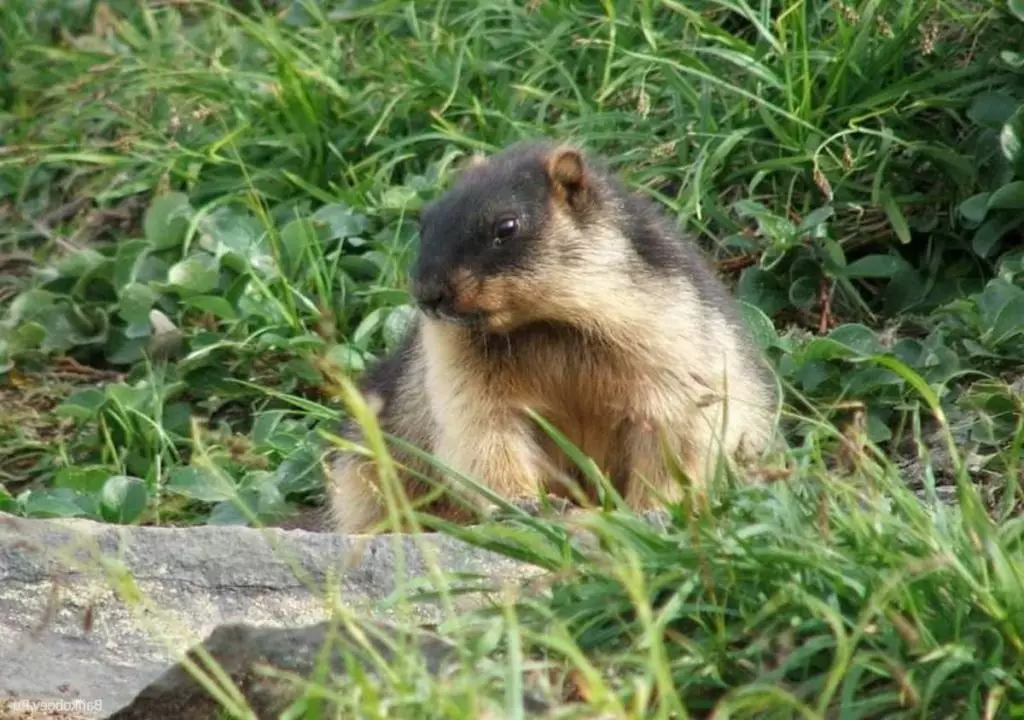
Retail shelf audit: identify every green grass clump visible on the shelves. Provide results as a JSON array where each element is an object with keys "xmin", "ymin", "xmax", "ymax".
[
  {"xmin": 340, "ymin": 455, "xmax": 1024, "ymax": 718},
  {"xmin": 2, "ymin": 0, "xmax": 1024, "ymax": 715}
]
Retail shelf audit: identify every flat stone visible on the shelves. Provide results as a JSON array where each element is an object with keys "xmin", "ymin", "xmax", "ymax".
[{"xmin": 0, "ymin": 512, "xmax": 540, "ymax": 718}]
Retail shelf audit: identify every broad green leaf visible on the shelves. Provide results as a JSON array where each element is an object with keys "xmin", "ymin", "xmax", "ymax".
[
  {"xmin": 55, "ymin": 388, "xmax": 107, "ymax": 420},
  {"xmin": 167, "ymin": 258, "xmax": 219, "ymax": 295},
  {"xmin": 973, "ymin": 214, "xmax": 1021, "ymax": 258},
  {"xmin": 796, "ymin": 205, "xmax": 835, "ymax": 233},
  {"xmin": 844, "ymin": 254, "xmax": 910, "ymax": 278},
  {"xmin": 0, "ymin": 485, "xmax": 15, "ymax": 513},
  {"xmin": 278, "ymin": 218, "xmax": 319, "ymax": 274},
  {"xmin": 118, "ymin": 283, "xmax": 158, "ymax": 325},
  {"xmin": 100, "ymin": 475, "xmax": 149, "ymax": 524},
  {"xmin": 383, "ymin": 305, "xmax": 416, "ymax": 349},
  {"xmin": 105, "ymin": 382, "xmax": 150, "ymax": 411},
  {"xmin": 828, "ymin": 323, "xmax": 884, "ymax": 355},
  {"xmin": 987, "ymin": 181, "xmax": 1024, "ymax": 210},
  {"xmin": 201, "ymin": 205, "xmax": 264, "ymax": 257},
  {"xmin": 54, "ymin": 465, "xmax": 111, "ymax": 493},
  {"xmin": 207, "ymin": 497, "xmax": 255, "ymax": 525},
  {"xmin": 7, "ymin": 322, "xmax": 46, "ymax": 351},
  {"xmin": 959, "ymin": 192, "xmax": 990, "ymax": 224},
  {"xmin": 312, "ymin": 203, "xmax": 369, "ymax": 241},
  {"xmin": 788, "ymin": 275, "xmax": 819, "ymax": 309},
  {"xmin": 351, "ymin": 307, "xmax": 386, "ymax": 348},
  {"xmin": 21, "ymin": 488, "xmax": 93, "ymax": 519},
  {"xmin": 1001, "ymin": 107, "xmax": 1024, "ymax": 170},
  {"xmin": 1002, "ymin": 50, "xmax": 1024, "ymax": 68},
  {"xmin": 737, "ymin": 266, "xmax": 788, "ymax": 316},
  {"xmin": 54, "ymin": 248, "xmax": 106, "ymax": 279},
  {"xmin": 144, "ymin": 192, "xmax": 192, "ymax": 250},
  {"xmin": 380, "ymin": 185, "xmax": 421, "ymax": 210},
  {"xmin": 738, "ymin": 301, "xmax": 777, "ymax": 350},
  {"xmin": 326, "ymin": 343, "xmax": 367, "ymax": 373},
  {"xmin": 167, "ymin": 466, "xmax": 236, "ymax": 503},
  {"xmin": 185, "ymin": 295, "xmax": 238, "ymax": 320},
  {"xmin": 967, "ymin": 92, "xmax": 1018, "ymax": 129},
  {"xmin": 105, "ymin": 332, "xmax": 149, "ymax": 365}
]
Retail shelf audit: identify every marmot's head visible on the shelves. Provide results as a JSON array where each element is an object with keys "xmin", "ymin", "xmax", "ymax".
[{"xmin": 410, "ymin": 139, "xmax": 661, "ymax": 335}]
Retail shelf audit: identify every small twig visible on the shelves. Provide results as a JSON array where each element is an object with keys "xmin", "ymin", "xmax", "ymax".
[
  {"xmin": 818, "ymin": 276, "xmax": 834, "ymax": 335},
  {"xmin": 716, "ymin": 252, "xmax": 759, "ymax": 273}
]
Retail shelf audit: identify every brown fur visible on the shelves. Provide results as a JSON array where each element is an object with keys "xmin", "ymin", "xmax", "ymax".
[{"xmin": 324, "ymin": 141, "xmax": 779, "ymax": 534}]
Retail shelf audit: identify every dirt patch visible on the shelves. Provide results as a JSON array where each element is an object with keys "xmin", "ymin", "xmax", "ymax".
[{"xmin": 0, "ymin": 359, "xmax": 124, "ymax": 486}]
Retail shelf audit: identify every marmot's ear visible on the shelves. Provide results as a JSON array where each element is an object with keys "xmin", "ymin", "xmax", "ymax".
[
  {"xmin": 546, "ymin": 145, "xmax": 590, "ymax": 209},
  {"xmin": 456, "ymin": 151, "xmax": 488, "ymax": 175}
]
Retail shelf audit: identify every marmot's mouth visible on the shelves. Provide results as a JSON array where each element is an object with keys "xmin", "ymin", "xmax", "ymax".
[{"xmin": 419, "ymin": 304, "xmax": 487, "ymax": 329}]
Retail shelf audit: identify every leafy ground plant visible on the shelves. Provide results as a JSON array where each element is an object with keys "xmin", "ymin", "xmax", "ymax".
[{"xmin": 2, "ymin": 0, "xmax": 1024, "ymax": 715}]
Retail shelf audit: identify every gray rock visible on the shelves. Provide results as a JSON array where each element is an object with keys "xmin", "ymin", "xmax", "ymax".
[
  {"xmin": 0, "ymin": 512, "xmax": 540, "ymax": 718},
  {"xmin": 105, "ymin": 619, "xmax": 461, "ymax": 720}
]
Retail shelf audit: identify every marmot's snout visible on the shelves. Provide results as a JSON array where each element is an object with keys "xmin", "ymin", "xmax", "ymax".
[{"xmin": 410, "ymin": 272, "xmax": 483, "ymax": 327}]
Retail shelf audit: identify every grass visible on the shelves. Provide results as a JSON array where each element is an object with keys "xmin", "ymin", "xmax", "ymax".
[{"xmin": 2, "ymin": 0, "xmax": 1024, "ymax": 716}]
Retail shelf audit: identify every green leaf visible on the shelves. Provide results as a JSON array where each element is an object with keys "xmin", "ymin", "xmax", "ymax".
[
  {"xmin": 987, "ymin": 181, "xmax": 1024, "ymax": 210},
  {"xmin": 959, "ymin": 192, "xmax": 990, "ymax": 224},
  {"xmin": 796, "ymin": 205, "xmax": 834, "ymax": 233},
  {"xmin": 987, "ymin": 291, "xmax": 1024, "ymax": 348},
  {"xmin": 54, "ymin": 465, "xmax": 111, "ymax": 493},
  {"xmin": 21, "ymin": 488, "xmax": 93, "ymax": 519},
  {"xmin": 185, "ymin": 295, "xmax": 238, "ymax": 320},
  {"xmin": 1001, "ymin": 107, "xmax": 1024, "ymax": 169},
  {"xmin": 326, "ymin": 343, "xmax": 367, "ymax": 373},
  {"xmin": 207, "ymin": 497, "xmax": 255, "ymax": 525},
  {"xmin": 118, "ymin": 283, "xmax": 159, "ymax": 325},
  {"xmin": 737, "ymin": 266, "xmax": 788, "ymax": 316},
  {"xmin": 278, "ymin": 218, "xmax": 319, "ymax": 275},
  {"xmin": 1002, "ymin": 50, "xmax": 1024, "ymax": 68},
  {"xmin": 973, "ymin": 214, "xmax": 1022, "ymax": 258},
  {"xmin": 105, "ymin": 382, "xmax": 150, "ymax": 411},
  {"xmin": 383, "ymin": 305, "xmax": 416, "ymax": 349},
  {"xmin": 880, "ymin": 187, "xmax": 911, "ymax": 244},
  {"xmin": 380, "ymin": 185, "xmax": 422, "ymax": 210},
  {"xmin": 54, "ymin": 248, "xmax": 107, "ymax": 279},
  {"xmin": 55, "ymin": 388, "xmax": 107, "ymax": 420},
  {"xmin": 738, "ymin": 301, "xmax": 777, "ymax": 351},
  {"xmin": 311, "ymin": 203, "xmax": 369, "ymax": 241},
  {"xmin": 351, "ymin": 307, "xmax": 386, "ymax": 349},
  {"xmin": 167, "ymin": 466, "xmax": 236, "ymax": 503},
  {"xmin": 967, "ymin": 92, "xmax": 1019, "ymax": 129},
  {"xmin": 0, "ymin": 485, "xmax": 15, "ymax": 514},
  {"xmin": 1010, "ymin": 0, "xmax": 1024, "ymax": 22},
  {"xmin": 828, "ymin": 323, "xmax": 884, "ymax": 355},
  {"xmin": 789, "ymin": 275, "xmax": 819, "ymax": 309},
  {"xmin": 7, "ymin": 322, "xmax": 46, "ymax": 351},
  {"xmin": 844, "ymin": 254, "xmax": 910, "ymax": 279},
  {"xmin": 167, "ymin": 258, "xmax": 219, "ymax": 295},
  {"xmin": 105, "ymin": 332, "xmax": 149, "ymax": 365},
  {"xmin": 161, "ymin": 402, "xmax": 192, "ymax": 437},
  {"xmin": 202, "ymin": 205, "xmax": 264, "ymax": 255},
  {"xmin": 144, "ymin": 192, "xmax": 193, "ymax": 250},
  {"xmin": 100, "ymin": 475, "xmax": 148, "ymax": 524}
]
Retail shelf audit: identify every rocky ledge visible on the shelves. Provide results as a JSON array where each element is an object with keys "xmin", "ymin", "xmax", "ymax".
[{"xmin": 0, "ymin": 512, "xmax": 541, "ymax": 718}]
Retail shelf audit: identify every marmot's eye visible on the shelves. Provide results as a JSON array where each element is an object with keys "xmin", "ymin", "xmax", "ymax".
[{"xmin": 493, "ymin": 217, "xmax": 519, "ymax": 245}]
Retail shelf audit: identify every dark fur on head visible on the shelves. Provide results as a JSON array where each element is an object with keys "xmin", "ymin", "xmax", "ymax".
[{"xmin": 409, "ymin": 139, "xmax": 740, "ymax": 337}]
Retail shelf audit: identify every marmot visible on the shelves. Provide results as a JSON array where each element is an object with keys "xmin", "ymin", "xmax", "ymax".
[{"xmin": 324, "ymin": 139, "xmax": 778, "ymax": 534}]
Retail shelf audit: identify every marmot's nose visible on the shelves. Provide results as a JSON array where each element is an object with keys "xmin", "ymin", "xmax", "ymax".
[{"xmin": 411, "ymin": 277, "xmax": 452, "ymax": 314}]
